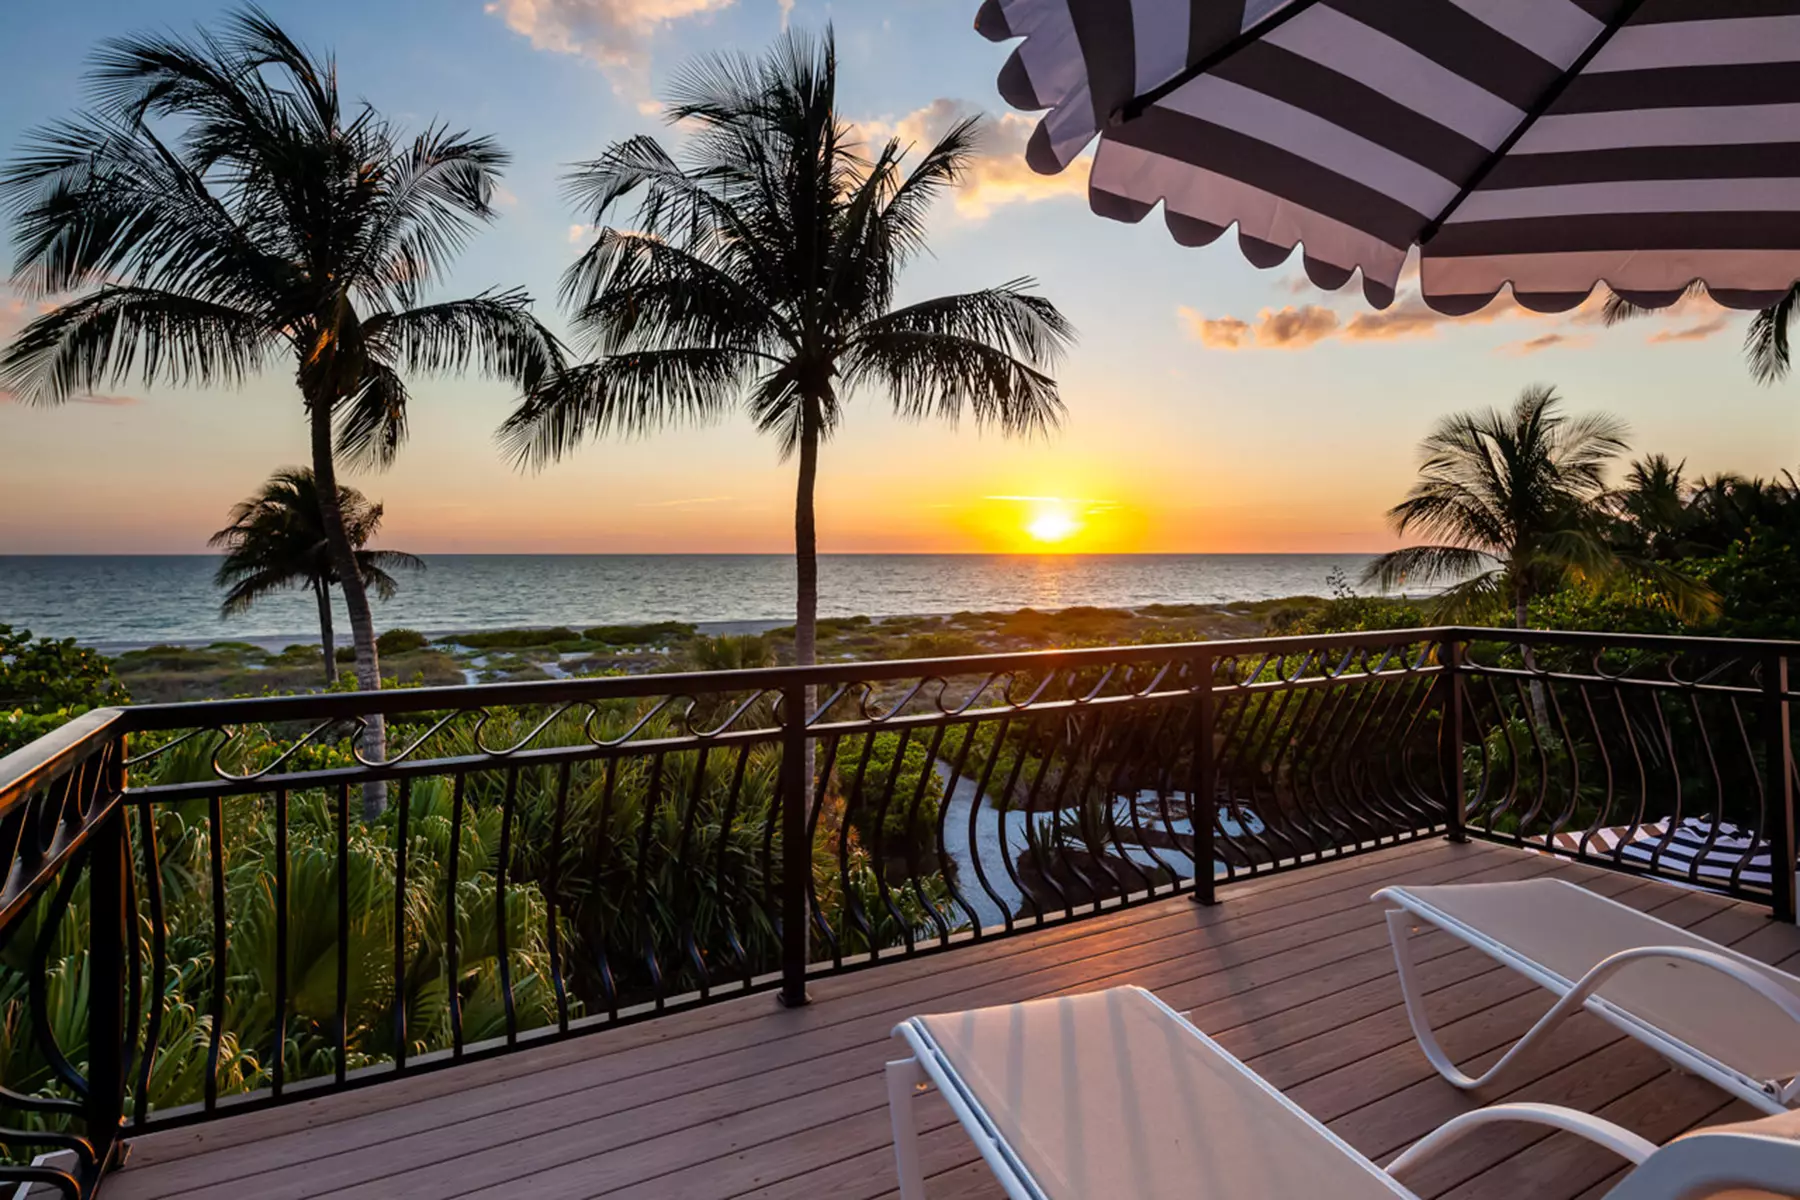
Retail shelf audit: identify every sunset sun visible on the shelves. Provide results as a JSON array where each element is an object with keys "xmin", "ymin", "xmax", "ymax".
[{"xmin": 1025, "ymin": 507, "xmax": 1080, "ymax": 545}]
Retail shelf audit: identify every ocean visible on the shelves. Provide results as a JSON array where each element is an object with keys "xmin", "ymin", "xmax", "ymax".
[{"xmin": 0, "ymin": 554, "xmax": 1376, "ymax": 649}]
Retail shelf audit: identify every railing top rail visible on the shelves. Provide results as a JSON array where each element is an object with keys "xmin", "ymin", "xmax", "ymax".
[
  {"xmin": 0, "ymin": 706, "xmax": 124, "ymax": 815},
  {"xmin": 30, "ymin": 627, "xmax": 1800, "ymax": 740},
  {"xmin": 1452, "ymin": 626, "xmax": 1800, "ymax": 654},
  {"xmin": 110, "ymin": 625, "xmax": 1452, "ymax": 731}
]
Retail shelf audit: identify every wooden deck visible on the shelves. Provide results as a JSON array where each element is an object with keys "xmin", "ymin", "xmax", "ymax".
[{"xmin": 102, "ymin": 839, "xmax": 1800, "ymax": 1200}]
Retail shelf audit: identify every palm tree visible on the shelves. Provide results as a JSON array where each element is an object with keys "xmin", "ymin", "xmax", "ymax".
[
  {"xmin": 1364, "ymin": 386, "xmax": 1632, "ymax": 627},
  {"xmin": 1, "ymin": 8, "xmax": 560, "ymax": 808},
  {"xmin": 210, "ymin": 468, "xmax": 422, "ymax": 685},
  {"xmin": 500, "ymin": 29, "xmax": 1072, "ymax": 674},
  {"xmin": 1603, "ymin": 284, "xmax": 1797, "ymax": 384},
  {"xmin": 1610, "ymin": 453, "xmax": 1691, "ymax": 560}
]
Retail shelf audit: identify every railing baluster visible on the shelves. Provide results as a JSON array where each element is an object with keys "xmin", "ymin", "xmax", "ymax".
[
  {"xmin": 1439, "ymin": 635, "xmax": 1465, "ymax": 842},
  {"xmin": 496, "ymin": 766, "xmax": 519, "ymax": 1044},
  {"xmin": 1193, "ymin": 653, "xmax": 1217, "ymax": 905},
  {"xmin": 547, "ymin": 762, "xmax": 571, "ymax": 1032},
  {"xmin": 335, "ymin": 781, "xmax": 349, "ymax": 1086},
  {"xmin": 205, "ymin": 788, "xmax": 227, "ymax": 1112},
  {"xmin": 778, "ymin": 684, "xmax": 810, "ymax": 1007},
  {"xmin": 273, "ymin": 787, "xmax": 289, "ymax": 1095},
  {"xmin": 446, "ymin": 772, "xmax": 466, "ymax": 1056},
  {"xmin": 85, "ymin": 755, "xmax": 128, "ymax": 1175},
  {"xmin": 1767, "ymin": 652, "xmax": 1796, "ymax": 922},
  {"xmin": 391, "ymin": 778, "xmax": 410, "ymax": 1068}
]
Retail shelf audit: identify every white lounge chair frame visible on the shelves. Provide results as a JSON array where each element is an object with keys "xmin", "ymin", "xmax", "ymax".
[
  {"xmin": 887, "ymin": 986, "xmax": 1800, "ymax": 1199},
  {"xmin": 1376, "ymin": 883, "xmax": 1800, "ymax": 1114}
]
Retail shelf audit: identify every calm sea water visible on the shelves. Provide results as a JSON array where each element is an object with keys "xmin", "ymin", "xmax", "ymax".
[{"xmin": 0, "ymin": 554, "xmax": 1375, "ymax": 649}]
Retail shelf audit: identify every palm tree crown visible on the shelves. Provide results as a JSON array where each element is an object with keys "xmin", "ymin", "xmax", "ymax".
[
  {"xmin": 210, "ymin": 468, "xmax": 422, "ymax": 684},
  {"xmin": 1364, "ymin": 386, "xmax": 1631, "ymax": 625},
  {"xmin": 501, "ymin": 28, "xmax": 1072, "ymax": 667}
]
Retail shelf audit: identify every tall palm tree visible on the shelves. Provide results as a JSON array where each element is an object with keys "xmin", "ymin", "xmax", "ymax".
[
  {"xmin": 500, "ymin": 29, "xmax": 1072, "ymax": 673},
  {"xmin": 1, "ymin": 8, "xmax": 560, "ymax": 807},
  {"xmin": 210, "ymin": 468, "xmax": 422, "ymax": 685},
  {"xmin": 1364, "ymin": 386, "xmax": 1632, "ymax": 628}
]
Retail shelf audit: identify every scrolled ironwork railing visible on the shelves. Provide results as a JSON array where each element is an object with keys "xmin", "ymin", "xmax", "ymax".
[{"xmin": 0, "ymin": 626, "xmax": 1794, "ymax": 1196}]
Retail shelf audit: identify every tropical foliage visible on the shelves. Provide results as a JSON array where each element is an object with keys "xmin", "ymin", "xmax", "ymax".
[
  {"xmin": 0, "ymin": 624, "xmax": 126, "ymax": 755},
  {"xmin": 210, "ymin": 468, "xmax": 423, "ymax": 685},
  {"xmin": 1365, "ymin": 386, "xmax": 1712, "ymax": 628},
  {"xmin": 501, "ymin": 29, "xmax": 1071, "ymax": 670}
]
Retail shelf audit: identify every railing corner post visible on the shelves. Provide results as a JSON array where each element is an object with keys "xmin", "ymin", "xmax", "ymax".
[
  {"xmin": 85, "ymin": 740, "xmax": 132, "ymax": 1178},
  {"xmin": 1766, "ymin": 652, "xmax": 1796, "ymax": 924},
  {"xmin": 1439, "ymin": 635, "xmax": 1467, "ymax": 844},
  {"xmin": 778, "ymin": 683, "xmax": 811, "ymax": 1006},
  {"xmin": 1192, "ymin": 650, "xmax": 1218, "ymax": 906}
]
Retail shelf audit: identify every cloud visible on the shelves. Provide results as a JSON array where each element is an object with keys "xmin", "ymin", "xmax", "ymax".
[
  {"xmin": 568, "ymin": 223, "xmax": 593, "ymax": 244},
  {"xmin": 1649, "ymin": 315, "xmax": 1732, "ymax": 344},
  {"xmin": 485, "ymin": 0, "xmax": 735, "ymax": 83},
  {"xmin": 1178, "ymin": 304, "xmax": 1339, "ymax": 350},
  {"xmin": 1501, "ymin": 332, "xmax": 1593, "ymax": 356},
  {"xmin": 634, "ymin": 494, "xmax": 732, "ymax": 508},
  {"xmin": 68, "ymin": 393, "xmax": 141, "ymax": 407},
  {"xmin": 854, "ymin": 100, "xmax": 1088, "ymax": 220}
]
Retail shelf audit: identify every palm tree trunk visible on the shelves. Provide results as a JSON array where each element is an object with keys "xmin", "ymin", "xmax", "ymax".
[
  {"xmin": 315, "ymin": 578, "xmax": 339, "ymax": 686},
  {"xmin": 794, "ymin": 403, "xmax": 821, "ymax": 816},
  {"xmin": 1515, "ymin": 591, "xmax": 1552, "ymax": 731},
  {"xmin": 308, "ymin": 396, "xmax": 388, "ymax": 819},
  {"xmin": 794, "ymin": 414, "xmax": 819, "ymax": 671}
]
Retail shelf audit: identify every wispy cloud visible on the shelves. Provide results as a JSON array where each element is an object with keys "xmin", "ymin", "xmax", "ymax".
[
  {"xmin": 1181, "ymin": 283, "xmax": 1736, "ymax": 356},
  {"xmin": 1178, "ymin": 304, "xmax": 1340, "ymax": 350},
  {"xmin": 1650, "ymin": 315, "xmax": 1732, "ymax": 344},
  {"xmin": 485, "ymin": 0, "xmax": 736, "ymax": 92},
  {"xmin": 1501, "ymin": 332, "xmax": 1593, "ymax": 356},
  {"xmin": 633, "ymin": 495, "xmax": 733, "ymax": 508},
  {"xmin": 853, "ymin": 100, "xmax": 1088, "ymax": 220}
]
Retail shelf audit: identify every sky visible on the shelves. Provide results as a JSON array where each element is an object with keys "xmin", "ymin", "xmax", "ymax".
[{"xmin": 0, "ymin": 0, "xmax": 1795, "ymax": 557}]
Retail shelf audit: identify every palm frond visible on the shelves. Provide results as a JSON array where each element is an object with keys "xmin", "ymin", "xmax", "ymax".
[
  {"xmin": 499, "ymin": 349, "xmax": 752, "ymax": 468},
  {"xmin": 1745, "ymin": 286, "xmax": 1796, "ymax": 385},
  {"xmin": 1361, "ymin": 545, "xmax": 1497, "ymax": 594},
  {"xmin": 0, "ymin": 285, "xmax": 269, "ymax": 404}
]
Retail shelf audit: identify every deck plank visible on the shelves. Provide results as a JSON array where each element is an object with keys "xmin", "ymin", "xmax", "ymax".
[{"xmin": 99, "ymin": 840, "xmax": 1797, "ymax": 1200}]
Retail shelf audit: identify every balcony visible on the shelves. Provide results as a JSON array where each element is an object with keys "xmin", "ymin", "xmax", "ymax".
[{"xmin": 3, "ymin": 627, "xmax": 1797, "ymax": 1198}]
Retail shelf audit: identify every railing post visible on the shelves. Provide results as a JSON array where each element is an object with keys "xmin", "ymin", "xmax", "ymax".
[
  {"xmin": 1766, "ymin": 653, "xmax": 1796, "ymax": 924},
  {"xmin": 778, "ymin": 684, "xmax": 811, "ymax": 1006},
  {"xmin": 1439, "ymin": 635, "xmax": 1467, "ymax": 843},
  {"xmin": 85, "ymin": 740, "xmax": 131, "ymax": 1177},
  {"xmin": 1192, "ymin": 651, "xmax": 1217, "ymax": 906}
]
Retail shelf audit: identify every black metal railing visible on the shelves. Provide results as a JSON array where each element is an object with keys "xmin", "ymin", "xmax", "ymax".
[{"xmin": 0, "ymin": 626, "xmax": 1794, "ymax": 1196}]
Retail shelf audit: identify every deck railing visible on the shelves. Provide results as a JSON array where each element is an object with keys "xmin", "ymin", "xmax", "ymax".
[{"xmin": 1, "ymin": 626, "xmax": 1795, "ymax": 1196}]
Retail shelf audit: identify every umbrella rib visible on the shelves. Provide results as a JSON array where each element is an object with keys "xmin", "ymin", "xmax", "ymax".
[
  {"xmin": 1418, "ymin": 0, "xmax": 1650, "ymax": 245},
  {"xmin": 1117, "ymin": 0, "xmax": 1329, "ymax": 125}
]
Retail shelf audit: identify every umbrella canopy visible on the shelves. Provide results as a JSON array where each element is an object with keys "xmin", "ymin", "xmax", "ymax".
[{"xmin": 974, "ymin": 0, "xmax": 1800, "ymax": 313}]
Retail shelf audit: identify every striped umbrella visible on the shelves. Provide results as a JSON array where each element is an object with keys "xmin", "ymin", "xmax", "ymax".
[{"xmin": 974, "ymin": 0, "xmax": 1800, "ymax": 314}]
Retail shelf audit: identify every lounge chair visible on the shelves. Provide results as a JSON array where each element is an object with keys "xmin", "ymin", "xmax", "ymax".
[
  {"xmin": 886, "ymin": 986, "xmax": 1800, "ymax": 1199},
  {"xmin": 1374, "ymin": 878, "xmax": 1800, "ymax": 1113}
]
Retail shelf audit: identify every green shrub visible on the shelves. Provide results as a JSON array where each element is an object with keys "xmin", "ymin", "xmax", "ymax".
[
  {"xmin": 377, "ymin": 628, "xmax": 429, "ymax": 655},
  {"xmin": 1, "ymin": 624, "xmax": 128, "ymax": 752},
  {"xmin": 454, "ymin": 626, "xmax": 582, "ymax": 649},
  {"xmin": 582, "ymin": 621, "xmax": 696, "ymax": 646}
]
